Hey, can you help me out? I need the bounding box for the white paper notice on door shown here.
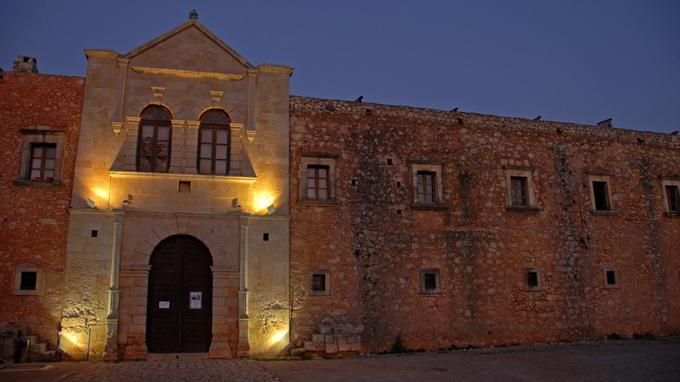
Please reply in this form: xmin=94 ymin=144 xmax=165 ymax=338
xmin=159 ymin=301 xmax=170 ymax=309
xmin=190 ymin=291 xmax=202 ymax=309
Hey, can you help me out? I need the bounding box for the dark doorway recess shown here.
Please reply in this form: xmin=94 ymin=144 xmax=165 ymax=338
xmin=146 ymin=235 xmax=213 ymax=353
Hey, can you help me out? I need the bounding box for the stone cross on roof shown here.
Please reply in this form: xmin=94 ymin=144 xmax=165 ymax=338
xmin=189 ymin=9 xmax=198 ymax=20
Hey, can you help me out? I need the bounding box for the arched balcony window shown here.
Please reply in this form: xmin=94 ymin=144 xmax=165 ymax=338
xmin=198 ymin=109 xmax=231 ymax=175
xmin=137 ymin=105 xmax=172 ymax=172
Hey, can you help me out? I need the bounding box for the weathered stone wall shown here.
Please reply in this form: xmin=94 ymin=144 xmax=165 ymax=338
xmin=0 ymin=72 xmax=84 ymax=347
xmin=289 ymin=96 xmax=680 ymax=352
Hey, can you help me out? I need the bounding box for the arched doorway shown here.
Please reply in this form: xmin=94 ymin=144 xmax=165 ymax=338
xmin=146 ymin=235 xmax=213 ymax=353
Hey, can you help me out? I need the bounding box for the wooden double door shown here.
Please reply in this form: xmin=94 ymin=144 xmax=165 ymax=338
xmin=146 ymin=235 xmax=213 ymax=353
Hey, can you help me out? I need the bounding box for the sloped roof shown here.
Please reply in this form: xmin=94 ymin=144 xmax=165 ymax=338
xmin=123 ymin=19 xmax=254 ymax=69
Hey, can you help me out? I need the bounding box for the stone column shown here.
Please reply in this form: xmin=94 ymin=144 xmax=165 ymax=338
xmin=237 ymin=214 xmax=251 ymax=357
xmin=185 ymin=120 xmax=200 ymax=174
xmin=104 ymin=210 xmax=124 ymax=360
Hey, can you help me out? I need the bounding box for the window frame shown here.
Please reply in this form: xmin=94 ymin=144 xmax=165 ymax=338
xmin=416 ymin=170 xmax=438 ymax=204
xmin=136 ymin=105 xmax=172 ymax=173
xmin=305 ymin=164 xmax=331 ymax=201
xmin=15 ymin=129 xmax=65 ymax=186
xmin=410 ymin=161 xmax=445 ymax=209
xmin=27 ymin=142 xmax=57 ymax=182
xmin=197 ymin=109 xmax=231 ymax=175
xmin=299 ymin=154 xmax=338 ymax=205
xmin=420 ymin=269 xmax=441 ymax=294
xmin=503 ymin=166 xmax=538 ymax=212
xmin=588 ymin=175 xmax=614 ymax=213
xmin=661 ymin=179 xmax=680 ymax=216
xmin=13 ymin=265 xmax=44 ymax=295
xmin=310 ymin=270 xmax=330 ymax=296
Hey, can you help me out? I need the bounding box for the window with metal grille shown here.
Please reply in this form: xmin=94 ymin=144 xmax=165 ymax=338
xmin=312 ymin=273 xmax=326 ymax=292
xmin=416 ymin=171 xmax=437 ymax=204
xmin=198 ymin=109 xmax=231 ymax=175
xmin=592 ymin=181 xmax=611 ymax=211
xmin=666 ymin=185 xmax=679 ymax=213
xmin=525 ymin=269 xmax=540 ymax=290
xmin=28 ymin=143 xmax=57 ymax=181
xmin=19 ymin=271 xmax=37 ymax=290
xmin=605 ymin=269 xmax=617 ymax=286
xmin=137 ymin=105 xmax=172 ymax=172
xmin=305 ymin=165 xmax=330 ymax=201
xmin=510 ymin=176 xmax=529 ymax=207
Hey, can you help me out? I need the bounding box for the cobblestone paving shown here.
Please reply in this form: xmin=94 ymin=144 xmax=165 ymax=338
xmin=68 ymin=359 xmax=278 ymax=382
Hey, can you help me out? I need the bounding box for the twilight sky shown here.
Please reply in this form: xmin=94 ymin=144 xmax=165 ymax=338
xmin=1 ymin=0 xmax=679 ymax=133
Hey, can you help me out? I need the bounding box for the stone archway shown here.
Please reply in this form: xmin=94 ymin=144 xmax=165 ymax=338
xmin=146 ymin=234 xmax=213 ymax=353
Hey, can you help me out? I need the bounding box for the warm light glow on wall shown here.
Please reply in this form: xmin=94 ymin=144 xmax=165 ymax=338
xmin=267 ymin=328 xmax=289 ymax=347
xmin=253 ymin=190 xmax=275 ymax=213
xmin=91 ymin=186 xmax=110 ymax=202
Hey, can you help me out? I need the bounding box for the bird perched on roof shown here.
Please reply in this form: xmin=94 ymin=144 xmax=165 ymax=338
xmin=533 ymin=115 xmax=542 ymax=121
xmin=670 ymin=131 xmax=679 ymax=135
xmin=354 ymin=96 xmax=363 ymax=103
xmin=450 ymin=107 xmax=459 ymax=112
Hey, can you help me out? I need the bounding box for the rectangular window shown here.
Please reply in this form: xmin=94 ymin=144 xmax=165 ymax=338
xmin=666 ymin=185 xmax=679 ymax=213
xmin=311 ymin=271 xmax=330 ymax=295
xmin=305 ymin=165 xmax=330 ymax=201
xmin=525 ymin=268 xmax=540 ymax=290
xmin=592 ymin=181 xmax=611 ymax=211
xmin=420 ymin=269 xmax=440 ymax=293
xmin=178 ymin=181 xmax=191 ymax=193
xmin=416 ymin=171 xmax=437 ymax=204
xmin=19 ymin=271 xmax=37 ymax=290
xmin=605 ymin=269 xmax=617 ymax=286
xmin=510 ymin=176 xmax=529 ymax=207
xmin=28 ymin=143 xmax=57 ymax=181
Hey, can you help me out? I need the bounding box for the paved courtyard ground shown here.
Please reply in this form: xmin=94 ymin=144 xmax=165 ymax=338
xmin=1 ymin=337 xmax=679 ymax=382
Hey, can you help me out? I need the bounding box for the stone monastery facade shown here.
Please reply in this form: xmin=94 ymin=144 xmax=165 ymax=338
xmin=1 ymin=14 xmax=679 ymax=361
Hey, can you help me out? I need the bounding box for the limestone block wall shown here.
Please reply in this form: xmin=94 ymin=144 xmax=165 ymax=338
xmin=60 ymin=210 xmax=116 ymax=359
xmin=289 ymin=96 xmax=680 ymax=352
xmin=0 ymin=72 xmax=84 ymax=350
xmin=61 ymin=21 xmax=292 ymax=360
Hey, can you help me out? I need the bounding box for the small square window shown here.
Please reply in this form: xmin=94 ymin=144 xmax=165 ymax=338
xmin=525 ymin=268 xmax=541 ymax=290
xmin=420 ymin=269 xmax=440 ymax=293
xmin=91 ymin=230 xmax=98 ymax=238
xmin=665 ymin=185 xmax=679 ymax=213
xmin=605 ymin=268 xmax=617 ymax=286
xmin=311 ymin=272 xmax=330 ymax=295
xmin=263 ymin=233 xmax=269 ymax=241
xmin=178 ymin=181 xmax=191 ymax=193
xmin=592 ymin=181 xmax=611 ymax=211
xmin=19 ymin=271 xmax=37 ymax=291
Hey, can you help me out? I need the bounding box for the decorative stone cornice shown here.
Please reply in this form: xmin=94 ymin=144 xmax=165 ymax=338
xmin=109 ymin=170 xmax=257 ymax=183
xmin=257 ymin=64 xmax=294 ymax=75
xmin=230 ymin=122 xmax=244 ymax=132
xmin=171 ymin=119 xmax=186 ymax=129
xmin=151 ymin=86 xmax=166 ymax=101
xmin=186 ymin=120 xmax=201 ymax=129
xmin=131 ymin=66 xmax=244 ymax=81
xmin=84 ymin=49 xmax=120 ymax=60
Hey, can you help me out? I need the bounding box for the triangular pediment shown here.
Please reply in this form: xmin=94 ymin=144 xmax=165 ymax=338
xmin=124 ymin=20 xmax=254 ymax=72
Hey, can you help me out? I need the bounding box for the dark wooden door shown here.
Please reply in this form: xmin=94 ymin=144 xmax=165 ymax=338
xmin=146 ymin=235 xmax=213 ymax=353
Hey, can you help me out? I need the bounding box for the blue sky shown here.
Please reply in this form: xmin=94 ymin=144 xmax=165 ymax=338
xmin=1 ymin=0 xmax=679 ymax=133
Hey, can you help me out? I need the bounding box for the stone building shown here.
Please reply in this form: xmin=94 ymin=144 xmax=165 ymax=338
xmin=0 ymin=60 xmax=84 ymax=359
xmin=1 ymin=13 xmax=679 ymax=361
